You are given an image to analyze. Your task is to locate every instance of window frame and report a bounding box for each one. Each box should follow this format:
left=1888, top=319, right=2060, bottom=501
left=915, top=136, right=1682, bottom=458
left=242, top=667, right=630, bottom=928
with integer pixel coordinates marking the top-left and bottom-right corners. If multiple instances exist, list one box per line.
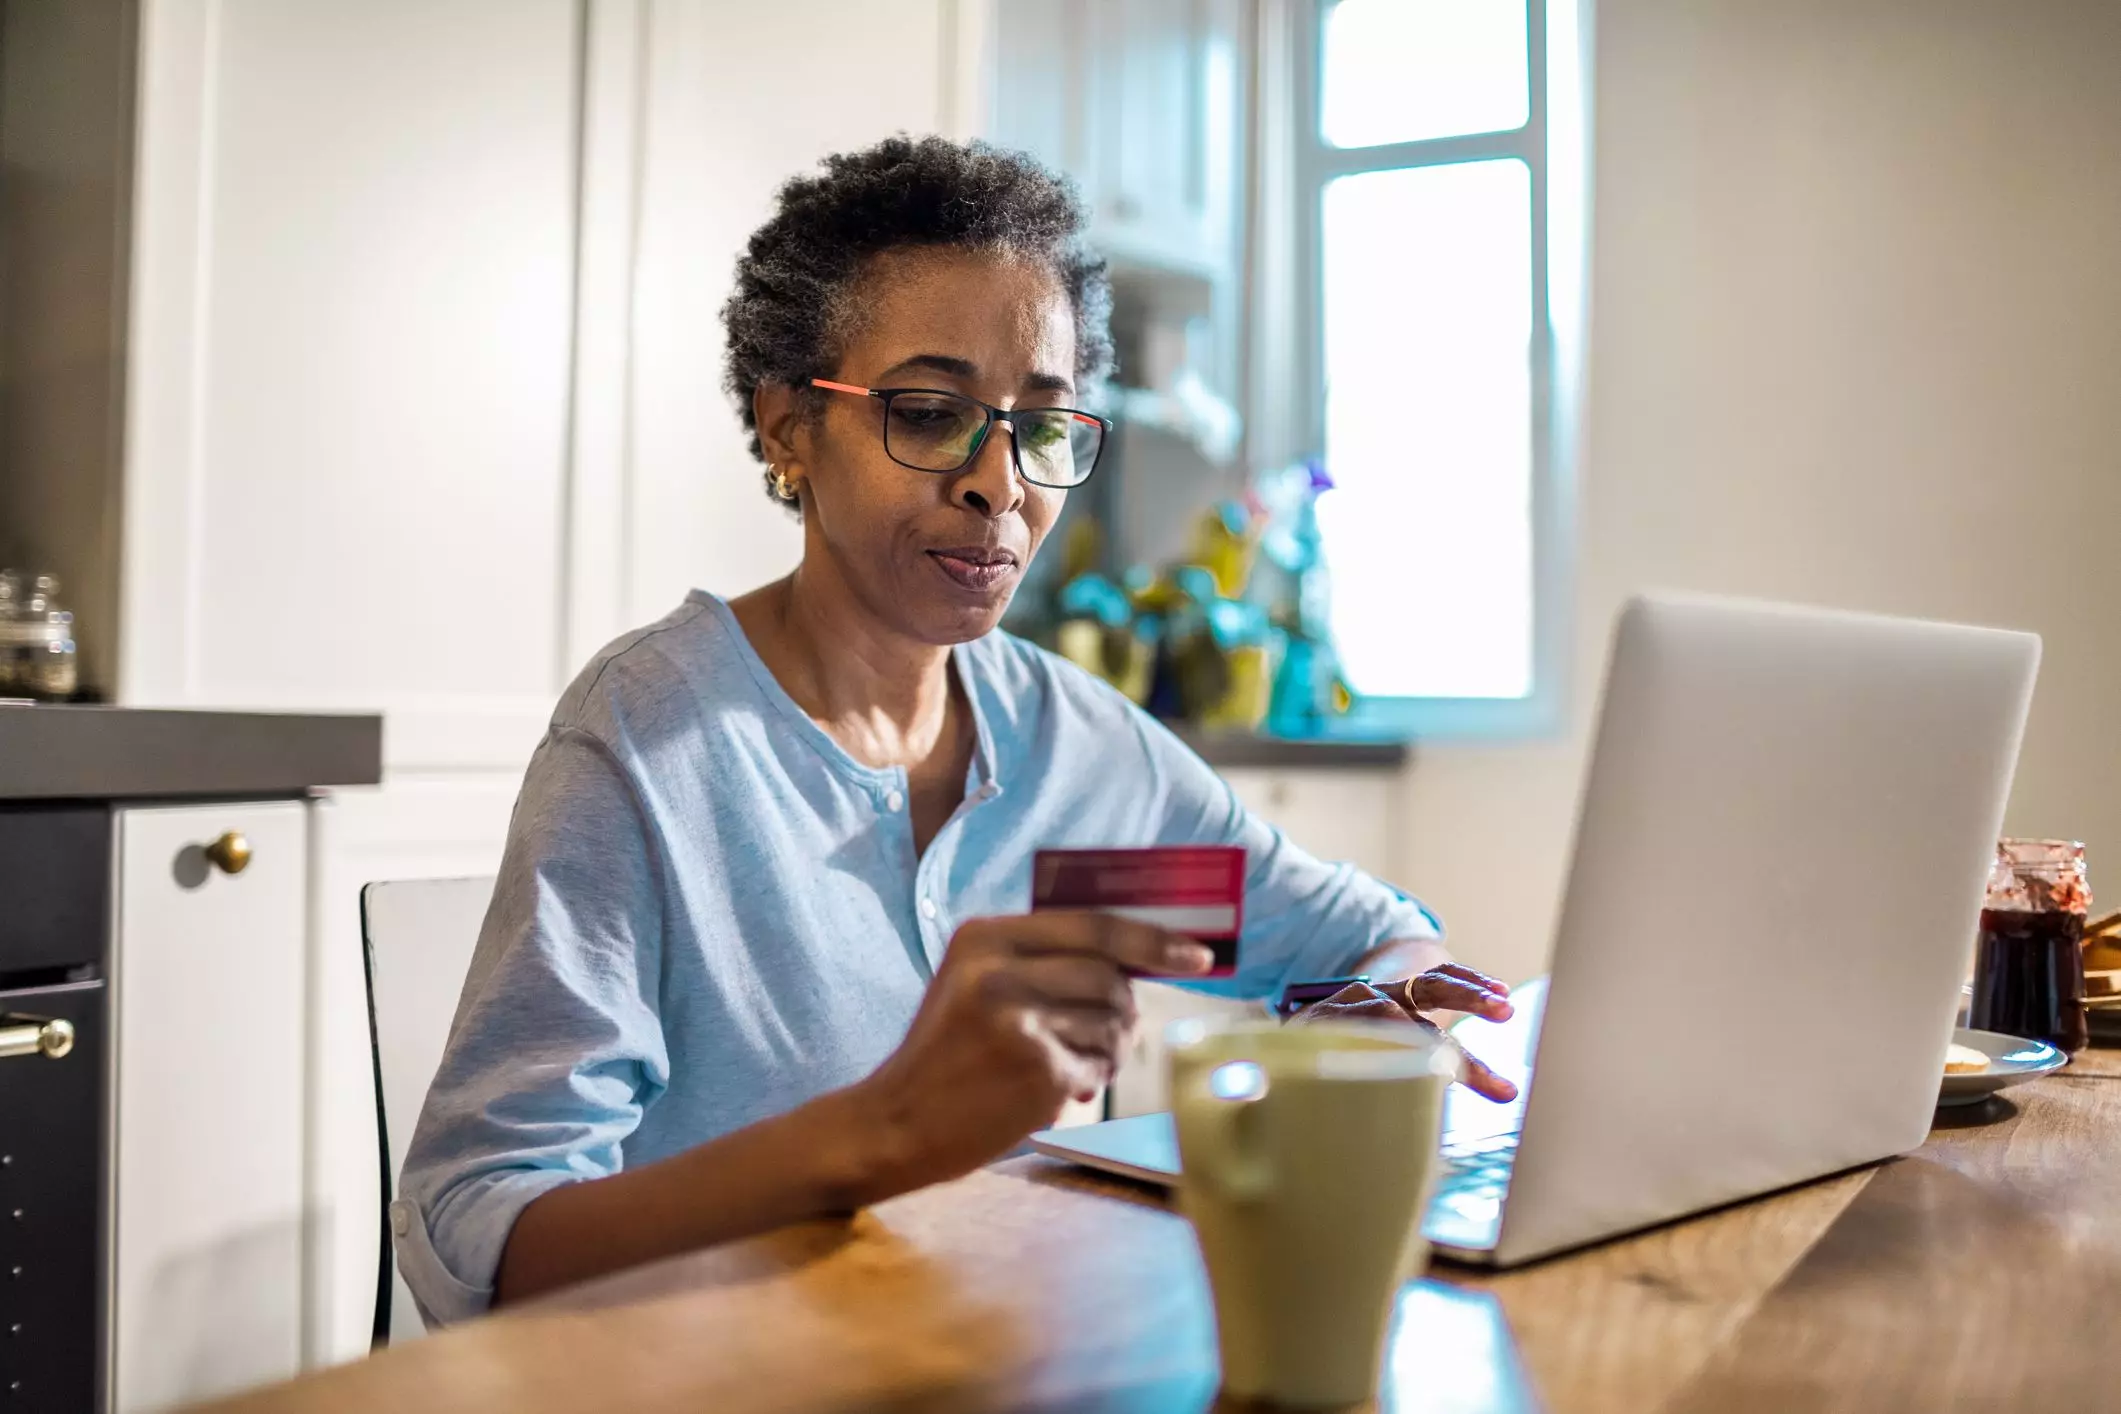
left=1295, top=0, right=1574, bottom=739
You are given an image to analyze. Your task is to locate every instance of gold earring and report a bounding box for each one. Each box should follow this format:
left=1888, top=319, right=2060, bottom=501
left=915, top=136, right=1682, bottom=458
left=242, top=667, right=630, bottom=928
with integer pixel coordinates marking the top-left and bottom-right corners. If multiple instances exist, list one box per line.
left=770, top=464, right=798, bottom=502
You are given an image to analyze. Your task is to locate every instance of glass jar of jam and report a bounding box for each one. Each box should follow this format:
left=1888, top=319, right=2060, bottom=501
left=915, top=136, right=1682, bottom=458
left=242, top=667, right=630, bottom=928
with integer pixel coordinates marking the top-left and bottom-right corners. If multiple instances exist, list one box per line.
left=1969, top=838, right=2090, bottom=1055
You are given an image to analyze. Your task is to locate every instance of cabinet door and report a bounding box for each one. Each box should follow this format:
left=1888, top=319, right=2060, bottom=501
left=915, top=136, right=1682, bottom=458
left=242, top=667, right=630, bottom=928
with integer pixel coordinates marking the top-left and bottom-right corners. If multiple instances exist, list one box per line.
left=1097, top=0, right=1193, bottom=234
left=123, top=0, right=580, bottom=775
left=1086, top=0, right=1242, bottom=276
left=1221, top=768, right=1400, bottom=881
left=990, top=0, right=1083, bottom=182
left=990, top=0, right=1242, bottom=281
left=114, top=802, right=308, bottom=1412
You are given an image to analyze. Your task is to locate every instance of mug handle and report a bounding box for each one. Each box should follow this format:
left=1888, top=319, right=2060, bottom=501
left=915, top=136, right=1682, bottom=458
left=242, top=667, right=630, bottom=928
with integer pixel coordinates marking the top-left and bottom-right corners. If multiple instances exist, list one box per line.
left=1186, top=1066, right=1274, bottom=1201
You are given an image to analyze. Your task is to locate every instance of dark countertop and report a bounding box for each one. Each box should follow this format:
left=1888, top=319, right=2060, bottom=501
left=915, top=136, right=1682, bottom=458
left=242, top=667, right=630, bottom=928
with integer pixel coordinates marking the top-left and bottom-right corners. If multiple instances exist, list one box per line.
left=0, top=704, right=1389, bottom=800
left=0, top=704, right=382, bottom=801
left=1168, top=725, right=1410, bottom=770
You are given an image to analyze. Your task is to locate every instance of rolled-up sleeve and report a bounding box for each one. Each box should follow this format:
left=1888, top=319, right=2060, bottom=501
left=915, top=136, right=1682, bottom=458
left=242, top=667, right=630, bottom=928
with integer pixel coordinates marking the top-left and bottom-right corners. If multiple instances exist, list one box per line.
left=394, top=726, right=669, bottom=1327
left=1136, top=715, right=1442, bottom=1002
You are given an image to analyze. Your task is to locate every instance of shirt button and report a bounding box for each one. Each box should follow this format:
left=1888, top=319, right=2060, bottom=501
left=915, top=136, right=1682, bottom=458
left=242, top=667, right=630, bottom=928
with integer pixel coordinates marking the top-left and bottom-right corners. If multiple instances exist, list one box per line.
left=884, top=790, right=905, bottom=813
left=919, top=897, right=939, bottom=921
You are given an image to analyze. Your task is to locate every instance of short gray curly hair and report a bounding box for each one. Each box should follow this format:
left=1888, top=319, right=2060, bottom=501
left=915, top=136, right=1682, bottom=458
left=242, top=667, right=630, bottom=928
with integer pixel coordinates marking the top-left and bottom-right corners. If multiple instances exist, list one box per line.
left=721, top=134, right=1114, bottom=507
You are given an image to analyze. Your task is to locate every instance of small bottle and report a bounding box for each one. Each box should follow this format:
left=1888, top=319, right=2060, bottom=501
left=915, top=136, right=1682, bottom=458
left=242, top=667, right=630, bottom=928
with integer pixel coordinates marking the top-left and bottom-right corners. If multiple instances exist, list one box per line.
left=0, top=570, right=24, bottom=696
left=23, top=573, right=58, bottom=617
left=1970, top=838, right=2090, bottom=1054
left=11, top=574, right=78, bottom=701
left=32, top=610, right=77, bottom=700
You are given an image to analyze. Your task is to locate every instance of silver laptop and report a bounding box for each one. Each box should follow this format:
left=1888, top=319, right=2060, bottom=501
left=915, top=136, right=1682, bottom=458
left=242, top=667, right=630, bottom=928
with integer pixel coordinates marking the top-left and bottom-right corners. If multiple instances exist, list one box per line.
left=1030, top=593, right=2040, bottom=1268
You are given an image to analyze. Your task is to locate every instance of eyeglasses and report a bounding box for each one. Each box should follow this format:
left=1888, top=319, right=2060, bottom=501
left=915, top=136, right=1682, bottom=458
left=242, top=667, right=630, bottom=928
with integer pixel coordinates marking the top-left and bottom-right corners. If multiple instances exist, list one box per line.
left=811, top=379, right=1110, bottom=489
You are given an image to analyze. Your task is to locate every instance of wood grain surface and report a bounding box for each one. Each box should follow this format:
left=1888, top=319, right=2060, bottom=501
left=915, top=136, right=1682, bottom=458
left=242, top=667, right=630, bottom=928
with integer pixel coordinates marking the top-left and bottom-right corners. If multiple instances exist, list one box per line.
left=192, top=1057, right=2121, bottom=1414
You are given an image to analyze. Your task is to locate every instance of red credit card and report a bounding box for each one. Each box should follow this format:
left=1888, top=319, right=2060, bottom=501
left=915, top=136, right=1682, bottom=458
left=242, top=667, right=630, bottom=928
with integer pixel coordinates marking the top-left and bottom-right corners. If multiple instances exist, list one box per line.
left=1031, top=846, right=1245, bottom=977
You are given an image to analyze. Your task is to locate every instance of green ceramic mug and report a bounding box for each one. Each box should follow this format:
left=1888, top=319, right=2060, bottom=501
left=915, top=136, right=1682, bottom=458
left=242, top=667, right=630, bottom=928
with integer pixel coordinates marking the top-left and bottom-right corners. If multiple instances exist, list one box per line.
left=1169, top=1017, right=1455, bottom=1408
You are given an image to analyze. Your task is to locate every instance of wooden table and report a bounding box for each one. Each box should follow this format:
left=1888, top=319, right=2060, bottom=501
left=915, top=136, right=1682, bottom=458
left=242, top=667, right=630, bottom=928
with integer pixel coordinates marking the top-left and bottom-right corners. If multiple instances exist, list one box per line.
left=199, top=1052, right=2121, bottom=1413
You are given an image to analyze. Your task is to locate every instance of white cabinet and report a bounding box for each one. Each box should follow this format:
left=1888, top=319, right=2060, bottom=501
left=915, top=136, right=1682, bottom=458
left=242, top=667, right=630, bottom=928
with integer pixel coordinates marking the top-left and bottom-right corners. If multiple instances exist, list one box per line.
left=992, top=0, right=1246, bottom=283
left=1220, top=767, right=1400, bottom=881
left=123, top=0, right=583, bottom=771
left=121, top=1, right=605, bottom=1365
left=989, top=0, right=1077, bottom=181
left=1086, top=0, right=1244, bottom=279
left=113, top=802, right=309, bottom=1412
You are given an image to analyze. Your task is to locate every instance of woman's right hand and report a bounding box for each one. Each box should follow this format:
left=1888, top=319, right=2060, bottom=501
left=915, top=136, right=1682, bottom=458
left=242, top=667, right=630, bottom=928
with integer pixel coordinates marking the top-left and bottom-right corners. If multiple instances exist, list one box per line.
left=840, top=912, right=1215, bottom=1202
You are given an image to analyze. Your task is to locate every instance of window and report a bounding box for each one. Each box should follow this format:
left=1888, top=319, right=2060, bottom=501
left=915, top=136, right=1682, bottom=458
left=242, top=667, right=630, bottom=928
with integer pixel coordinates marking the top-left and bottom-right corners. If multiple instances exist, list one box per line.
left=1300, top=0, right=1581, bottom=733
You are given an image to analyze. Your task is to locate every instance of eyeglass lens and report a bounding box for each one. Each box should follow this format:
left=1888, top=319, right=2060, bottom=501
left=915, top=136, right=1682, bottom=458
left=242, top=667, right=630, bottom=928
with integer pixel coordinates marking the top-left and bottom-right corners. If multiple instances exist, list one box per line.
left=882, top=392, right=1101, bottom=487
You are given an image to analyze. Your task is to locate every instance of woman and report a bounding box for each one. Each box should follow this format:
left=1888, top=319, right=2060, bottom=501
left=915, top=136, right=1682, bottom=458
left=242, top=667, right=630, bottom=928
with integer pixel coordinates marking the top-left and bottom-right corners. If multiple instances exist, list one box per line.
left=396, top=136, right=1514, bottom=1326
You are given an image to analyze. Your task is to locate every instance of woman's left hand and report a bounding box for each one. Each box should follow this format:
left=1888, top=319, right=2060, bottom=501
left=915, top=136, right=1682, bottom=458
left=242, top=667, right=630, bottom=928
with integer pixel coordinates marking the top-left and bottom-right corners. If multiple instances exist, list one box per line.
left=1295, top=963, right=1519, bottom=1102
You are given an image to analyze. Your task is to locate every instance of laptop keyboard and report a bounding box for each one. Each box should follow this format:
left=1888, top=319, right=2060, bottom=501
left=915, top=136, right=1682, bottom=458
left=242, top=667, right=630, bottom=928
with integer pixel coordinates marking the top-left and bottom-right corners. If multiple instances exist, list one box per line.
left=1435, top=1130, right=1521, bottom=1207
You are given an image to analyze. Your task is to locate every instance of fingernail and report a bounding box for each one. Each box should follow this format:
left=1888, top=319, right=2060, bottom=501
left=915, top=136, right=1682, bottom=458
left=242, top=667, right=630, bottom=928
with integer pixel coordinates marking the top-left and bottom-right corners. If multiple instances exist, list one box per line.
left=1168, top=941, right=1216, bottom=973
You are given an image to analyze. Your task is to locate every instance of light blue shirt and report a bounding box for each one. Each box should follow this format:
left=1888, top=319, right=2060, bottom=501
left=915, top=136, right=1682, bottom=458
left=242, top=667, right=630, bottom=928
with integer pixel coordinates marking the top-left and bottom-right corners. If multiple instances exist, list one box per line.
left=395, top=591, right=1440, bottom=1325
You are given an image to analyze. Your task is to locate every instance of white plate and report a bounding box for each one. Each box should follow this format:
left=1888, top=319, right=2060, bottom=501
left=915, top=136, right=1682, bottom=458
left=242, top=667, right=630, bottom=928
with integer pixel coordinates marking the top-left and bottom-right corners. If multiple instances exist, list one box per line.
left=1937, top=1027, right=2067, bottom=1107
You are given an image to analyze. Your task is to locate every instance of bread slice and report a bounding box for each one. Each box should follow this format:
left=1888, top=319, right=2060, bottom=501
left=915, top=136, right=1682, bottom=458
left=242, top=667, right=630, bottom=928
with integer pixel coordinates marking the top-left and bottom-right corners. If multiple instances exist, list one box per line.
left=1944, top=1042, right=1989, bottom=1075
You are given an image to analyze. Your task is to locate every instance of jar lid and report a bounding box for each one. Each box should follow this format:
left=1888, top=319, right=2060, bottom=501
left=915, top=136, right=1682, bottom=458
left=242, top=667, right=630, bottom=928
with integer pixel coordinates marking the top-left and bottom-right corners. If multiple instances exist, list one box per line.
left=1987, top=838, right=2091, bottom=914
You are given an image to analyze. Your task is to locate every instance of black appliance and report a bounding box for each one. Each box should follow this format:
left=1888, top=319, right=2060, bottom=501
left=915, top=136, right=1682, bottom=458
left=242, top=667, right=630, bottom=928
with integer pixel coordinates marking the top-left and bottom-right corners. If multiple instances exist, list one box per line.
left=0, top=806, right=112, bottom=1411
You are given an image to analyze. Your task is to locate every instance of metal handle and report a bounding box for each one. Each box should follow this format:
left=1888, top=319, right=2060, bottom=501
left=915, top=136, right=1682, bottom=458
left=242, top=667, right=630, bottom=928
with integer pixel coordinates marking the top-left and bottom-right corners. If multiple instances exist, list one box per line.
left=203, top=830, right=252, bottom=876
left=0, top=1016, right=75, bottom=1061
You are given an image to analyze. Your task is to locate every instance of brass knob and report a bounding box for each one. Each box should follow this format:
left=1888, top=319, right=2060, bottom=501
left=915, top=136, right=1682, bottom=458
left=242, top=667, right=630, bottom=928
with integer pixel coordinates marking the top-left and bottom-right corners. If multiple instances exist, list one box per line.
left=203, top=831, right=252, bottom=876
left=0, top=1017, right=74, bottom=1061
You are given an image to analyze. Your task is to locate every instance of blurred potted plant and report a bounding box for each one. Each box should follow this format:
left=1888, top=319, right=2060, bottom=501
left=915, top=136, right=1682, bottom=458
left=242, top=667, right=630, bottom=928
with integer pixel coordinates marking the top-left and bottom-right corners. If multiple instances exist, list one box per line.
left=1041, top=459, right=1353, bottom=735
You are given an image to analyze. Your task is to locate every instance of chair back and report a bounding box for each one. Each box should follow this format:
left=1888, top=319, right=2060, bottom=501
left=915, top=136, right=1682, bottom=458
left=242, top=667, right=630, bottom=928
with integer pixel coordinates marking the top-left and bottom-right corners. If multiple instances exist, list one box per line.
left=358, top=876, right=492, bottom=1345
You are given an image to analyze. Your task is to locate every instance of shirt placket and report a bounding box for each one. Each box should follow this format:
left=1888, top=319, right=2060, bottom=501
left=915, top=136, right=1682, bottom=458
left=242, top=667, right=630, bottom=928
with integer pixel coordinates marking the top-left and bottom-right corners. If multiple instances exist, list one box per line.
left=912, top=775, right=1002, bottom=971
